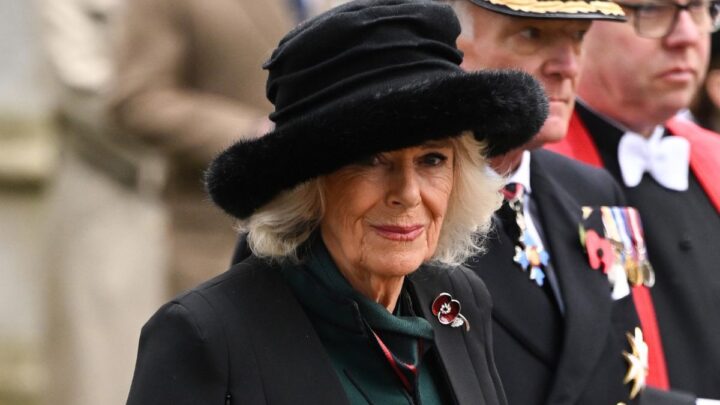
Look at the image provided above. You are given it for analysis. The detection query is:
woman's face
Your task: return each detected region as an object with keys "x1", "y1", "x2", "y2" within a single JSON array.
[{"x1": 320, "y1": 140, "x2": 455, "y2": 283}]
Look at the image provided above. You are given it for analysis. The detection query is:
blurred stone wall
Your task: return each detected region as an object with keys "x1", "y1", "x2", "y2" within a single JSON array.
[{"x1": 0, "y1": 0, "x2": 57, "y2": 403}]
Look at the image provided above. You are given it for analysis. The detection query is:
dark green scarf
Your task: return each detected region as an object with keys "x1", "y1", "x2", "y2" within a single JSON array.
[{"x1": 278, "y1": 237, "x2": 445, "y2": 405}]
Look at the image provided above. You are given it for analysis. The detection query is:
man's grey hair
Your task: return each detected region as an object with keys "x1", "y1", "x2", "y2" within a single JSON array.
[{"x1": 240, "y1": 132, "x2": 503, "y2": 266}]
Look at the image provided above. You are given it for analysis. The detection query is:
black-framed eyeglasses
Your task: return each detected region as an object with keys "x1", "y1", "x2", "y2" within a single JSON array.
[{"x1": 616, "y1": 0, "x2": 720, "y2": 38}]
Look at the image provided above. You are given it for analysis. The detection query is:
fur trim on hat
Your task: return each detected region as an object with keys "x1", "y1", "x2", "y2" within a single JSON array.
[{"x1": 206, "y1": 69, "x2": 547, "y2": 220}]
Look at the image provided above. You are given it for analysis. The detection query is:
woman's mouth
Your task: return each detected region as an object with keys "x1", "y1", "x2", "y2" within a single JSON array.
[{"x1": 371, "y1": 224, "x2": 425, "y2": 241}]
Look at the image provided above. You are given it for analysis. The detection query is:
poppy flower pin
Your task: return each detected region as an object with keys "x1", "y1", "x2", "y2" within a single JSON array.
[
  {"x1": 431, "y1": 293, "x2": 470, "y2": 331},
  {"x1": 583, "y1": 229, "x2": 616, "y2": 274}
]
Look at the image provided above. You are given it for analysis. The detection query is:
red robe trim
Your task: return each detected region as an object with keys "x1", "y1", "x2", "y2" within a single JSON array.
[
  {"x1": 546, "y1": 110, "x2": 671, "y2": 390},
  {"x1": 545, "y1": 111, "x2": 604, "y2": 168},
  {"x1": 665, "y1": 116, "x2": 720, "y2": 213}
]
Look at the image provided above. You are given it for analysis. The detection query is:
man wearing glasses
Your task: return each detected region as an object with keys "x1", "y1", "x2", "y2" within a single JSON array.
[{"x1": 549, "y1": 1, "x2": 720, "y2": 400}]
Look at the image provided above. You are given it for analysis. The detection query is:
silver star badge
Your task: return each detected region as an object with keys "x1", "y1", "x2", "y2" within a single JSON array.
[{"x1": 622, "y1": 327, "x2": 648, "y2": 399}]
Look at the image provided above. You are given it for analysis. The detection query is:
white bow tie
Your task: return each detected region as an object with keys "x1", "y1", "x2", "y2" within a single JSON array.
[{"x1": 617, "y1": 127, "x2": 690, "y2": 191}]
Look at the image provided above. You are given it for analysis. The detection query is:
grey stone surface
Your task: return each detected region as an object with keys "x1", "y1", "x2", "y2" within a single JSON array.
[
  {"x1": 0, "y1": 1, "x2": 55, "y2": 404},
  {"x1": 0, "y1": 0, "x2": 52, "y2": 116}
]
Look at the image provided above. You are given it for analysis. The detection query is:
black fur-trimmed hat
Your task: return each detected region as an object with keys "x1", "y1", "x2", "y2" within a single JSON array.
[
  {"x1": 463, "y1": 0, "x2": 625, "y2": 20},
  {"x1": 206, "y1": 0, "x2": 549, "y2": 220}
]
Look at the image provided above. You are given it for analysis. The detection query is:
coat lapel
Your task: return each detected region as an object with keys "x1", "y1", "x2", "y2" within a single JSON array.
[
  {"x1": 223, "y1": 257, "x2": 351, "y2": 404},
  {"x1": 409, "y1": 269, "x2": 488, "y2": 405},
  {"x1": 471, "y1": 222, "x2": 563, "y2": 366},
  {"x1": 530, "y1": 154, "x2": 614, "y2": 405}
]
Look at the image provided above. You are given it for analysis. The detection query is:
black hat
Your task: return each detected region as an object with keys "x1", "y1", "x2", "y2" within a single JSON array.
[
  {"x1": 206, "y1": 0, "x2": 548, "y2": 220},
  {"x1": 463, "y1": 0, "x2": 625, "y2": 20}
]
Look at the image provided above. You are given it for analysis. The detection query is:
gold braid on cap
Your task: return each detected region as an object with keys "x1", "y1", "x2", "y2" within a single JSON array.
[{"x1": 487, "y1": 0, "x2": 624, "y2": 16}]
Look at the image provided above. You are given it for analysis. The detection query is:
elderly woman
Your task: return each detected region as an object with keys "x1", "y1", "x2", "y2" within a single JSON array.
[{"x1": 126, "y1": 0, "x2": 547, "y2": 404}]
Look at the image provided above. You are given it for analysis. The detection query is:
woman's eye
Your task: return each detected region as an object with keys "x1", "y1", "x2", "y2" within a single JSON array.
[{"x1": 420, "y1": 152, "x2": 448, "y2": 167}]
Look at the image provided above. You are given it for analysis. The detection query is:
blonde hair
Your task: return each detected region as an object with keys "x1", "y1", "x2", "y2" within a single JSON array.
[{"x1": 240, "y1": 132, "x2": 503, "y2": 265}]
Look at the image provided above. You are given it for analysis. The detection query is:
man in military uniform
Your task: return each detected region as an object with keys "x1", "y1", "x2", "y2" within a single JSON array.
[
  {"x1": 548, "y1": 2, "x2": 720, "y2": 400},
  {"x1": 444, "y1": 0, "x2": 698, "y2": 403}
]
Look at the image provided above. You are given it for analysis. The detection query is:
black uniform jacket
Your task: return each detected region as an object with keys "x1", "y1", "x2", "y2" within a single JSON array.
[
  {"x1": 575, "y1": 104, "x2": 720, "y2": 399},
  {"x1": 126, "y1": 255, "x2": 508, "y2": 405},
  {"x1": 465, "y1": 150, "x2": 694, "y2": 405}
]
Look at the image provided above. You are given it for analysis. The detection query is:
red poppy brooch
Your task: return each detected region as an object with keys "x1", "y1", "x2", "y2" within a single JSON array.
[
  {"x1": 431, "y1": 293, "x2": 470, "y2": 331},
  {"x1": 583, "y1": 229, "x2": 615, "y2": 273}
]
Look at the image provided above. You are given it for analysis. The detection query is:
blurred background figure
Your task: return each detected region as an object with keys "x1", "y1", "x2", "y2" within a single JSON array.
[
  {"x1": 109, "y1": 0, "x2": 327, "y2": 292},
  {"x1": 0, "y1": 0, "x2": 57, "y2": 404},
  {"x1": 36, "y1": 0, "x2": 168, "y2": 403},
  {"x1": 40, "y1": 0, "x2": 340, "y2": 401},
  {"x1": 689, "y1": 31, "x2": 720, "y2": 131}
]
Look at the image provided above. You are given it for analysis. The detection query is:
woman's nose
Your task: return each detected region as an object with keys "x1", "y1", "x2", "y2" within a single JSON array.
[{"x1": 386, "y1": 165, "x2": 422, "y2": 208}]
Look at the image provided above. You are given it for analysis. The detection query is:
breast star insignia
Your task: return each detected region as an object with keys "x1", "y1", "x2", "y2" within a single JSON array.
[{"x1": 622, "y1": 327, "x2": 649, "y2": 399}]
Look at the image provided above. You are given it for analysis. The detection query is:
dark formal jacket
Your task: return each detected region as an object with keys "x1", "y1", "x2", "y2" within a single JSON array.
[
  {"x1": 464, "y1": 149, "x2": 695, "y2": 405},
  {"x1": 554, "y1": 104, "x2": 720, "y2": 399},
  {"x1": 126, "y1": 254, "x2": 508, "y2": 405}
]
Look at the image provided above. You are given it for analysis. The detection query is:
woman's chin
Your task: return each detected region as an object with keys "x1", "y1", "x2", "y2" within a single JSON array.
[
  {"x1": 371, "y1": 234, "x2": 436, "y2": 273},
  {"x1": 364, "y1": 249, "x2": 429, "y2": 278}
]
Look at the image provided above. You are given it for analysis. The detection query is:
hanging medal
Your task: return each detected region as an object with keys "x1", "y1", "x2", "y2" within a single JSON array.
[
  {"x1": 626, "y1": 208, "x2": 655, "y2": 287},
  {"x1": 580, "y1": 206, "x2": 655, "y2": 299},
  {"x1": 503, "y1": 185, "x2": 548, "y2": 287},
  {"x1": 601, "y1": 207, "x2": 630, "y2": 298},
  {"x1": 514, "y1": 231, "x2": 549, "y2": 287}
]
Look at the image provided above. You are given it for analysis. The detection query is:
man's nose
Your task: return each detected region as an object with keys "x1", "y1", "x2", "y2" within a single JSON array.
[
  {"x1": 665, "y1": 7, "x2": 703, "y2": 46},
  {"x1": 544, "y1": 40, "x2": 582, "y2": 80}
]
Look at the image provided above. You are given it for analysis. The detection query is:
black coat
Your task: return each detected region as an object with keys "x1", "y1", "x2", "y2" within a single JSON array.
[
  {"x1": 464, "y1": 150, "x2": 695, "y2": 405},
  {"x1": 126, "y1": 255, "x2": 508, "y2": 405}
]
